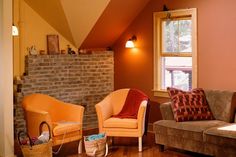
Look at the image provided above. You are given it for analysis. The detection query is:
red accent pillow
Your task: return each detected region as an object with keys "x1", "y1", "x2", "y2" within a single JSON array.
[{"x1": 167, "y1": 87, "x2": 215, "y2": 122}]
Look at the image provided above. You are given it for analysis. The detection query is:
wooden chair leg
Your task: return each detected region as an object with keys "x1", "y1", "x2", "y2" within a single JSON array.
[
  {"x1": 105, "y1": 143, "x2": 108, "y2": 156},
  {"x1": 138, "y1": 137, "x2": 142, "y2": 152},
  {"x1": 78, "y1": 139, "x2": 82, "y2": 154}
]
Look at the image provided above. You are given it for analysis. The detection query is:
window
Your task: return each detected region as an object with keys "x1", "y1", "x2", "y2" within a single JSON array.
[{"x1": 153, "y1": 9, "x2": 197, "y2": 97}]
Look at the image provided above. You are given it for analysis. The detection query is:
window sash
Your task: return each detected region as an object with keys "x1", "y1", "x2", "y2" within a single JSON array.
[
  {"x1": 160, "y1": 17, "x2": 192, "y2": 55},
  {"x1": 153, "y1": 8, "x2": 197, "y2": 97}
]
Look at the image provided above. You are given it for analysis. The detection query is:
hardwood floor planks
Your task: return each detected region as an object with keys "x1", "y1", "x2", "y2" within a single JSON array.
[{"x1": 15, "y1": 131, "x2": 209, "y2": 157}]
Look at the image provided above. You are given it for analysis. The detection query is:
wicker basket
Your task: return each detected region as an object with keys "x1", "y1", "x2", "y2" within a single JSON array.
[
  {"x1": 20, "y1": 140, "x2": 52, "y2": 157},
  {"x1": 18, "y1": 121, "x2": 52, "y2": 157},
  {"x1": 84, "y1": 134, "x2": 107, "y2": 157}
]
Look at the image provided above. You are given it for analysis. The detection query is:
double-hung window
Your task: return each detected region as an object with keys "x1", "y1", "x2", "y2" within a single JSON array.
[{"x1": 153, "y1": 9, "x2": 197, "y2": 97}]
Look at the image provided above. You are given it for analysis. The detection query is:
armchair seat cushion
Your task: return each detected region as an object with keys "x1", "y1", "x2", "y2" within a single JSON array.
[
  {"x1": 103, "y1": 117, "x2": 138, "y2": 129},
  {"x1": 53, "y1": 121, "x2": 81, "y2": 136},
  {"x1": 154, "y1": 120, "x2": 227, "y2": 142}
]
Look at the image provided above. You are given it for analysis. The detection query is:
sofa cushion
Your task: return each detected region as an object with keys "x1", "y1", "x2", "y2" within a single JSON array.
[
  {"x1": 167, "y1": 87, "x2": 214, "y2": 122},
  {"x1": 103, "y1": 117, "x2": 137, "y2": 129},
  {"x1": 153, "y1": 120, "x2": 227, "y2": 142},
  {"x1": 53, "y1": 121, "x2": 81, "y2": 136},
  {"x1": 204, "y1": 124, "x2": 236, "y2": 148},
  {"x1": 204, "y1": 90, "x2": 236, "y2": 122}
]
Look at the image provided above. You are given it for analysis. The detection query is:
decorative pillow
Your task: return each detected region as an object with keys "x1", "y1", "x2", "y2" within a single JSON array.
[{"x1": 167, "y1": 87, "x2": 215, "y2": 122}]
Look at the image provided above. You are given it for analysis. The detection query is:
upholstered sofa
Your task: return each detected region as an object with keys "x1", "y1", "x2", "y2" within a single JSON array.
[{"x1": 154, "y1": 90, "x2": 236, "y2": 157}]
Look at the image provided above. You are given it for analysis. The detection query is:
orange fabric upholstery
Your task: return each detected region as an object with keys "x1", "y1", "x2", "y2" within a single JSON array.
[
  {"x1": 95, "y1": 89, "x2": 148, "y2": 151},
  {"x1": 53, "y1": 122, "x2": 81, "y2": 136},
  {"x1": 22, "y1": 94, "x2": 84, "y2": 147},
  {"x1": 103, "y1": 118, "x2": 138, "y2": 129}
]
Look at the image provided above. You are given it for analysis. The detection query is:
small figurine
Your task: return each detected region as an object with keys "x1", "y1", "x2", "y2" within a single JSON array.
[
  {"x1": 67, "y1": 45, "x2": 76, "y2": 54},
  {"x1": 28, "y1": 46, "x2": 38, "y2": 55},
  {"x1": 39, "y1": 50, "x2": 46, "y2": 55},
  {"x1": 67, "y1": 45, "x2": 72, "y2": 54}
]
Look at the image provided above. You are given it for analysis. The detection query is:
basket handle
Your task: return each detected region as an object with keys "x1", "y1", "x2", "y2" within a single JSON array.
[
  {"x1": 17, "y1": 131, "x2": 33, "y2": 147},
  {"x1": 39, "y1": 121, "x2": 51, "y2": 141}
]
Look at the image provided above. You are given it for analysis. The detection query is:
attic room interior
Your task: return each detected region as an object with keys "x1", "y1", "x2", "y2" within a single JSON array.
[{"x1": 1, "y1": 0, "x2": 236, "y2": 156}]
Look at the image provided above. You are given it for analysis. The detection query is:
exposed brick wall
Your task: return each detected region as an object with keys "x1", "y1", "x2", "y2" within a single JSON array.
[{"x1": 14, "y1": 51, "x2": 114, "y2": 134}]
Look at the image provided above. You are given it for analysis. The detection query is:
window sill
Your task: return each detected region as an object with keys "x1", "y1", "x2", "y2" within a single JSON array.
[{"x1": 153, "y1": 89, "x2": 170, "y2": 98}]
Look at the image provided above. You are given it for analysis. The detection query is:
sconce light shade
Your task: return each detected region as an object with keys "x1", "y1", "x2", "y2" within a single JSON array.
[
  {"x1": 125, "y1": 40, "x2": 135, "y2": 48},
  {"x1": 12, "y1": 25, "x2": 19, "y2": 36},
  {"x1": 125, "y1": 35, "x2": 137, "y2": 48}
]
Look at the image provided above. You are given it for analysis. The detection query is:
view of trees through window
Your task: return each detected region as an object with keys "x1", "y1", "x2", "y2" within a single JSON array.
[
  {"x1": 162, "y1": 19, "x2": 192, "y2": 53},
  {"x1": 161, "y1": 18, "x2": 192, "y2": 90}
]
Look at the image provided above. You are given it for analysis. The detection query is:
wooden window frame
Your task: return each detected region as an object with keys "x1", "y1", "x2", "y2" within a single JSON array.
[{"x1": 153, "y1": 8, "x2": 197, "y2": 97}]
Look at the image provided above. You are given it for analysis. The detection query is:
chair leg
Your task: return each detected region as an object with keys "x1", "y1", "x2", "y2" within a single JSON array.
[
  {"x1": 104, "y1": 142, "x2": 108, "y2": 156},
  {"x1": 78, "y1": 139, "x2": 82, "y2": 154},
  {"x1": 138, "y1": 137, "x2": 142, "y2": 152}
]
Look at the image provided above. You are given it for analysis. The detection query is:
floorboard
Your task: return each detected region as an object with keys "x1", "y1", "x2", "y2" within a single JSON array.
[{"x1": 15, "y1": 130, "x2": 210, "y2": 157}]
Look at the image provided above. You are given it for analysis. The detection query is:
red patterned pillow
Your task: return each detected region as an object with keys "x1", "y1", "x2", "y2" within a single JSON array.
[{"x1": 167, "y1": 87, "x2": 215, "y2": 122}]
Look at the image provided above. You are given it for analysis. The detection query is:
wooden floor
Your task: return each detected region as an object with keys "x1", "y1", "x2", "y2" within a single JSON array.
[
  {"x1": 15, "y1": 131, "x2": 209, "y2": 157},
  {"x1": 53, "y1": 145, "x2": 204, "y2": 157}
]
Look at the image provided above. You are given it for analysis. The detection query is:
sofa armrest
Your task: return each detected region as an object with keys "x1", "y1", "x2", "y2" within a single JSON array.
[
  {"x1": 160, "y1": 102, "x2": 174, "y2": 120},
  {"x1": 24, "y1": 108, "x2": 52, "y2": 137}
]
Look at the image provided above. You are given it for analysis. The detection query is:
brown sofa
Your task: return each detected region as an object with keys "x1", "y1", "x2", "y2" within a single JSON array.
[{"x1": 154, "y1": 90, "x2": 236, "y2": 157}]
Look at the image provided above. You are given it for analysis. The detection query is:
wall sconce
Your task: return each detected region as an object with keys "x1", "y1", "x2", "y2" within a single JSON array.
[
  {"x1": 125, "y1": 35, "x2": 137, "y2": 48},
  {"x1": 12, "y1": 24, "x2": 19, "y2": 36}
]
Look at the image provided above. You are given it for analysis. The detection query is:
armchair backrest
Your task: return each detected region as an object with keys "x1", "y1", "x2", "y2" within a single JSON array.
[
  {"x1": 22, "y1": 94, "x2": 65, "y2": 121},
  {"x1": 109, "y1": 89, "x2": 129, "y2": 115},
  {"x1": 204, "y1": 90, "x2": 236, "y2": 123}
]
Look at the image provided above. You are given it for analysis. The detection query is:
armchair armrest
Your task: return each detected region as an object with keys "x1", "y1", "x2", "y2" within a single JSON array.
[
  {"x1": 60, "y1": 103, "x2": 84, "y2": 125},
  {"x1": 24, "y1": 107, "x2": 52, "y2": 137},
  {"x1": 137, "y1": 100, "x2": 147, "y2": 135},
  {"x1": 95, "y1": 96, "x2": 113, "y2": 133},
  {"x1": 160, "y1": 102, "x2": 174, "y2": 120}
]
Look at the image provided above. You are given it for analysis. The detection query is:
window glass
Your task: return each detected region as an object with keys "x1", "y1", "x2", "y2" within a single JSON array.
[
  {"x1": 162, "y1": 19, "x2": 192, "y2": 53},
  {"x1": 161, "y1": 57, "x2": 192, "y2": 90}
]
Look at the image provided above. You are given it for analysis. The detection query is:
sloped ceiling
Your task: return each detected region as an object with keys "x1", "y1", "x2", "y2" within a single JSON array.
[
  {"x1": 60, "y1": 0, "x2": 110, "y2": 48},
  {"x1": 80, "y1": 0, "x2": 151, "y2": 48},
  {"x1": 24, "y1": 0, "x2": 76, "y2": 46},
  {"x1": 24, "y1": 0, "x2": 151, "y2": 48}
]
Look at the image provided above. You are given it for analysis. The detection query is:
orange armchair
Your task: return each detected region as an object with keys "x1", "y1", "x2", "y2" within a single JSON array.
[
  {"x1": 22, "y1": 94, "x2": 84, "y2": 154},
  {"x1": 95, "y1": 89, "x2": 148, "y2": 151}
]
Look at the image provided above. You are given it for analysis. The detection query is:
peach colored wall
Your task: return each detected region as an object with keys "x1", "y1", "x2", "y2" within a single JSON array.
[
  {"x1": 113, "y1": 0, "x2": 236, "y2": 102},
  {"x1": 13, "y1": 0, "x2": 76, "y2": 77}
]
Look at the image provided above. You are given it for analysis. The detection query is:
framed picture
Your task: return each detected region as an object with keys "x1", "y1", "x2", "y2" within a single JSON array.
[{"x1": 47, "y1": 35, "x2": 60, "y2": 54}]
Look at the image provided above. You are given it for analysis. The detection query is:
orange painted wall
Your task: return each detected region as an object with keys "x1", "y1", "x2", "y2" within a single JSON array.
[{"x1": 113, "y1": 0, "x2": 236, "y2": 102}]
